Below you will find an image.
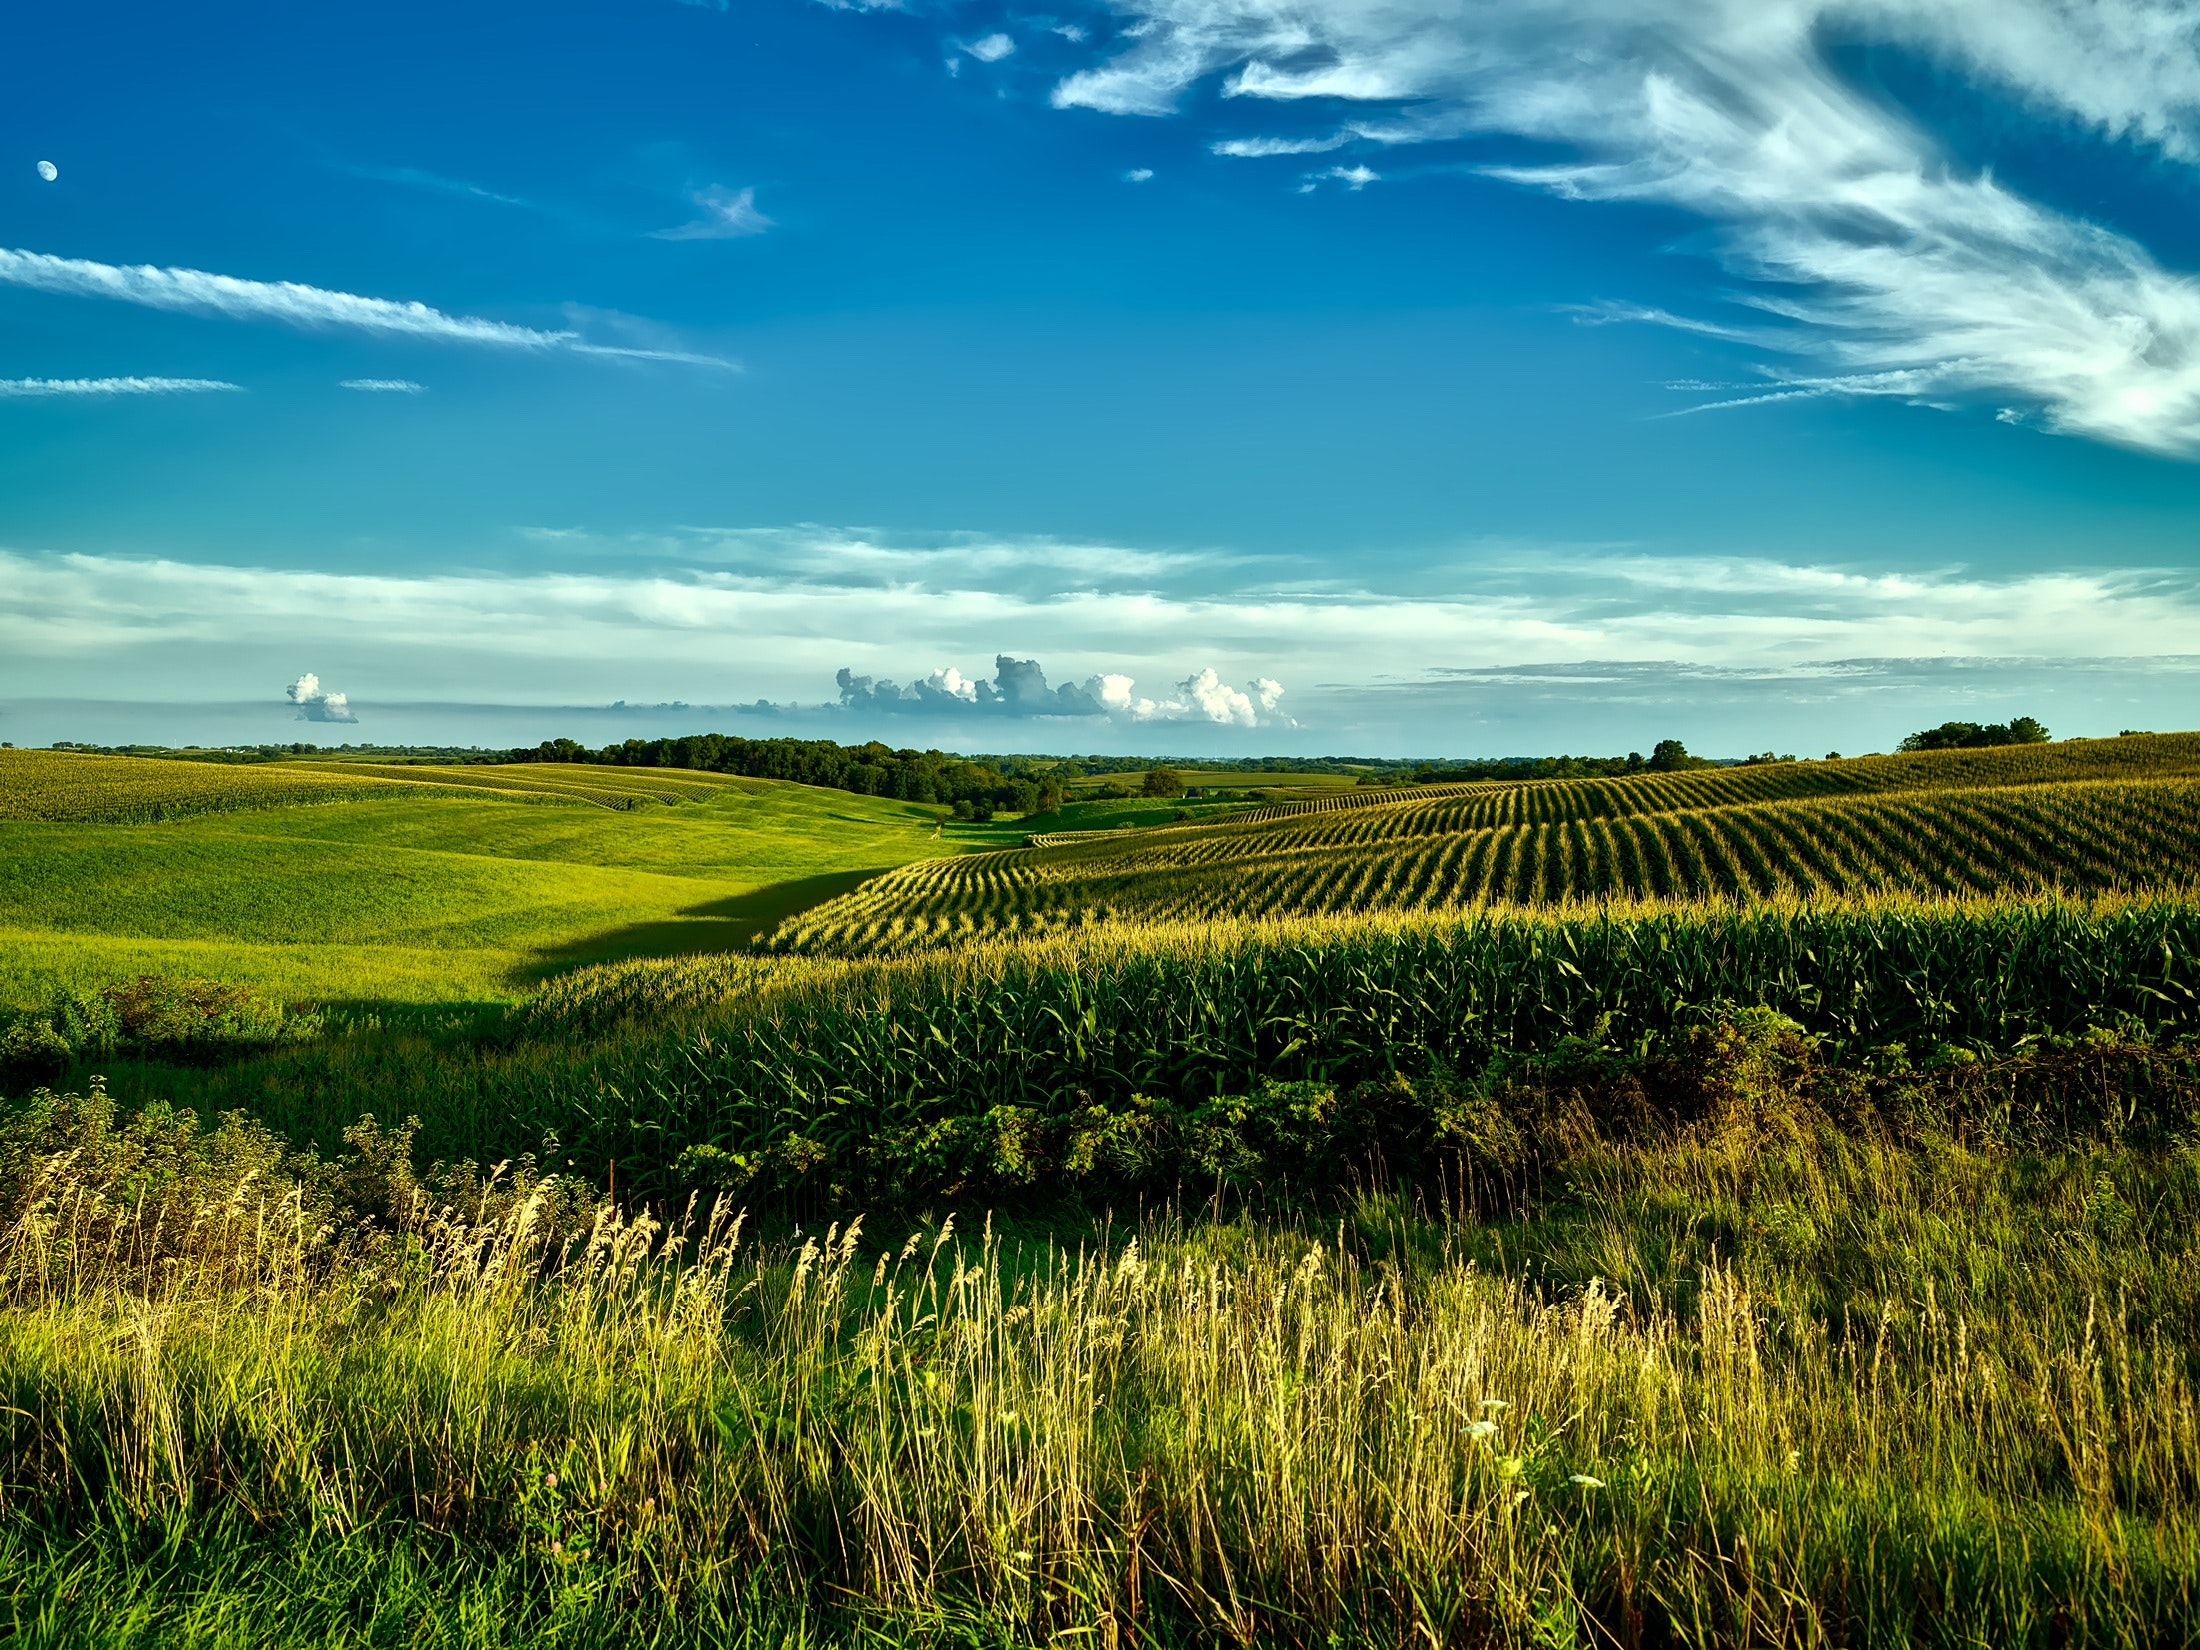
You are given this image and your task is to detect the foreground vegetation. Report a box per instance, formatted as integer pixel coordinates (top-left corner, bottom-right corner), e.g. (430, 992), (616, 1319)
(7, 736), (2200, 1642)
(4, 1008), (2200, 1646)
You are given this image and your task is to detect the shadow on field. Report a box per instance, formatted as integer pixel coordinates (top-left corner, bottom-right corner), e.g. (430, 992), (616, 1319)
(519, 867), (890, 981)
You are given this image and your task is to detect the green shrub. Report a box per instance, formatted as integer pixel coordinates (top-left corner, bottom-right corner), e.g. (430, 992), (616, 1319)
(0, 975), (322, 1089)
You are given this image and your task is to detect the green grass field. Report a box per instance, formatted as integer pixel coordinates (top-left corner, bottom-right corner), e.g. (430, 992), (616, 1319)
(8, 737), (2200, 1645)
(0, 752), (962, 1006)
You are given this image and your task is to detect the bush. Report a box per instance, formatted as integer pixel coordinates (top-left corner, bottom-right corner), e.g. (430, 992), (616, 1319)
(0, 976), (322, 1090)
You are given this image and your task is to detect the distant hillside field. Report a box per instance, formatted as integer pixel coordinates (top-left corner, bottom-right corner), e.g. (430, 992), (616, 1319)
(0, 753), (962, 1005)
(776, 734), (2200, 953)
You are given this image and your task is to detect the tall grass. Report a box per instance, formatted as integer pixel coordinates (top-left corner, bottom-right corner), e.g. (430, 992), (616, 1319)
(3, 1071), (2198, 1646)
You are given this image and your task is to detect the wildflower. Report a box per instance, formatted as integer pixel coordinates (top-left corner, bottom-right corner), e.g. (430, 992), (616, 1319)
(543, 1472), (559, 1490)
(999, 1410), (1018, 1425)
(1570, 1474), (1605, 1490)
(1014, 1550), (1034, 1562)
(1479, 1398), (1509, 1411)
(550, 1540), (563, 1554)
(1466, 1420), (1499, 1440)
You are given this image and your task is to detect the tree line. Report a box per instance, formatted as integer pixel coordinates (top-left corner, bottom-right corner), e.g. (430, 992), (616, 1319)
(515, 734), (1068, 816)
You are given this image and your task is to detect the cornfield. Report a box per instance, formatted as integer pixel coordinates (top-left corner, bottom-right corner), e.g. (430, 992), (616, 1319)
(0, 749), (423, 824)
(785, 747), (2200, 954)
(463, 896), (2200, 1209)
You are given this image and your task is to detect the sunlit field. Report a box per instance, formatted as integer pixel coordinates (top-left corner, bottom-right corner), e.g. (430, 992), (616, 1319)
(0, 752), (963, 1006)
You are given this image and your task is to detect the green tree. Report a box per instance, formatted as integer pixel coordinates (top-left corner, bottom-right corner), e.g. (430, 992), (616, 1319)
(1142, 766), (1186, 799)
(1900, 717), (2049, 752)
(1648, 739), (1690, 772)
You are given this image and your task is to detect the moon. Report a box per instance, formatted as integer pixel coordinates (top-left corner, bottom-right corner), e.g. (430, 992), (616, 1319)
(35, 161), (56, 182)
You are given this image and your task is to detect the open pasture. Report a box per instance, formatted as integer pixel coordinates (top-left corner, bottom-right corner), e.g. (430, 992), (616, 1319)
(0, 754), (958, 1005)
(781, 737), (2200, 954)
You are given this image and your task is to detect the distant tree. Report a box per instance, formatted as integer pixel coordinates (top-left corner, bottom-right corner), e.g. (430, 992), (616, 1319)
(1141, 766), (1186, 799)
(1900, 717), (2050, 752)
(951, 798), (974, 820)
(1648, 739), (1690, 772)
(1008, 780), (1041, 815)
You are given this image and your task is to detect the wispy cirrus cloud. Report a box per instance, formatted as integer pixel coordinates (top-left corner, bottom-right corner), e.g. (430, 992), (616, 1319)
(0, 376), (242, 397)
(0, 248), (567, 347)
(652, 184), (774, 241)
(1211, 134), (1350, 158)
(1039, 0), (2200, 457)
(0, 247), (739, 369)
(338, 378), (425, 393)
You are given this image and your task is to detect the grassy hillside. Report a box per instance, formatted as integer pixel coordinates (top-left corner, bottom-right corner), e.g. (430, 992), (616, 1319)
(0, 753), (958, 1005)
(781, 735), (2200, 953)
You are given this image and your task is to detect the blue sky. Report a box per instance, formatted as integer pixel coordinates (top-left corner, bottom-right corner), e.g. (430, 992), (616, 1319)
(8, 0), (2200, 755)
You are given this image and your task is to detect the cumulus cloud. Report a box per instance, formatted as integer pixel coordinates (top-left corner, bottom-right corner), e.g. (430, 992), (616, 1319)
(338, 378), (425, 393)
(0, 376), (241, 397)
(1039, 0), (2200, 456)
(285, 671), (357, 724)
(652, 185), (774, 241)
(1110, 667), (1291, 727)
(837, 654), (1292, 726)
(961, 32), (1016, 61)
(1123, 167), (1156, 182)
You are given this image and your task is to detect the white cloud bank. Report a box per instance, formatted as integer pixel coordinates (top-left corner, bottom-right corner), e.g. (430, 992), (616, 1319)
(6, 535), (2200, 714)
(1045, 0), (2200, 455)
(837, 654), (1292, 725)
